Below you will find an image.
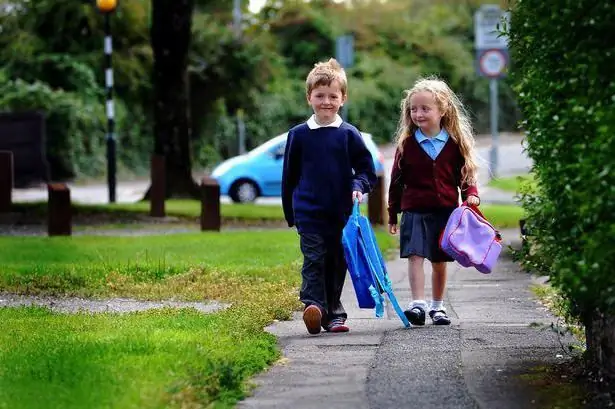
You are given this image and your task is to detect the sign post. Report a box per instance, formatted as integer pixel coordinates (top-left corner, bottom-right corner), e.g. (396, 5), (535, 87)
(474, 5), (510, 180)
(335, 34), (354, 121)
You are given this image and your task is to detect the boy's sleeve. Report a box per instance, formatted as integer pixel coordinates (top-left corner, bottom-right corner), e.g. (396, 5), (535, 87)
(349, 130), (377, 194)
(387, 148), (403, 225)
(282, 130), (300, 227)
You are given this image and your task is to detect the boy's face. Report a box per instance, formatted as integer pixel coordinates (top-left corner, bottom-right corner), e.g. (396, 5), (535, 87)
(307, 81), (347, 125)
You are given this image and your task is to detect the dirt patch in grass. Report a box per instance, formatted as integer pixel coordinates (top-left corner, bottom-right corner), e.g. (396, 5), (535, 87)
(0, 292), (229, 314)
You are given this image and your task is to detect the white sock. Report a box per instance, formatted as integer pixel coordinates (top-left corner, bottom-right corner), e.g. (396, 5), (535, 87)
(430, 300), (445, 312)
(410, 300), (428, 310)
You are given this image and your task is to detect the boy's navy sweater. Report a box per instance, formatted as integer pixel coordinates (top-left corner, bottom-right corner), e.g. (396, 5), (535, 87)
(282, 121), (376, 234)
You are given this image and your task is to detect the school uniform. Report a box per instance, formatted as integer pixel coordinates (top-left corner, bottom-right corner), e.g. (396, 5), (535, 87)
(388, 129), (479, 262)
(282, 114), (377, 324)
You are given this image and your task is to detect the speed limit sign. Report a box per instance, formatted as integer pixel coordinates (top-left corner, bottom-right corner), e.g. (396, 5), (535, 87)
(478, 49), (509, 78)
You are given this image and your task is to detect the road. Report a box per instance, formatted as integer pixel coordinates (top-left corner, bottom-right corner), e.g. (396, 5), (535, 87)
(12, 134), (531, 205)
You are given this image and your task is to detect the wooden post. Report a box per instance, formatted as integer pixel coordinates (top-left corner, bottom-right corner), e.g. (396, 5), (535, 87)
(200, 177), (220, 232)
(0, 151), (13, 212)
(48, 183), (71, 236)
(368, 175), (385, 225)
(150, 154), (165, 217)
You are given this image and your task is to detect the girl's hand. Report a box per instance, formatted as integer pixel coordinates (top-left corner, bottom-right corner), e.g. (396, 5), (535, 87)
(352, 191), (363, 203)
(389, 224), (398, 235)
(467, 195), (480, 206)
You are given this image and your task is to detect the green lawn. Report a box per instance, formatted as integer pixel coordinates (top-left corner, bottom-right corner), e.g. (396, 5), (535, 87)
(0, 229), (397, 409)
(13, 200), (285, 221)
(479, 204), (525, 229)
(0, 231), (302, 297)
(488, 174), (535, 193)
(0, 199), (523, 408)
(13, 200), (523, 229)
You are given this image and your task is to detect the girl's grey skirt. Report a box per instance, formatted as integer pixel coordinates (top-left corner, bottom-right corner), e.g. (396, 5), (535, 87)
(399, 208), (455, 262)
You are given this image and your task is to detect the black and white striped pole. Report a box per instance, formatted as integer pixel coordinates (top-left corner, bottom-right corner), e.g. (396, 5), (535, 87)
(96, 0), (118, 203)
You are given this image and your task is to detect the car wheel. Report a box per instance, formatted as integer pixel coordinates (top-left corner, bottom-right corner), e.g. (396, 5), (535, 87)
(230, 180), (259, 203)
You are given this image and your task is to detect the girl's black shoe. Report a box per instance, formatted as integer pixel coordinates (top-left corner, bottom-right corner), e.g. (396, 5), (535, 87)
(429, 310), (451, 325)
(404, 306), (426, 326)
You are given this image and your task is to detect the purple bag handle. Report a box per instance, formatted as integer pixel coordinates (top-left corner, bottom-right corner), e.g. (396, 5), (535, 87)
(460, 201), (502, 241)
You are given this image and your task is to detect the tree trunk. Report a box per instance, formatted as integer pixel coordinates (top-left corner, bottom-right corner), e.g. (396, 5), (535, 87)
(584, 309), (615, 388)
(145, 0), (199, 199)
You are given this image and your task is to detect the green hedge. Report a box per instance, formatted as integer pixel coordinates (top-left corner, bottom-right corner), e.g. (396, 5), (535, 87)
(509, 1), (615, 317)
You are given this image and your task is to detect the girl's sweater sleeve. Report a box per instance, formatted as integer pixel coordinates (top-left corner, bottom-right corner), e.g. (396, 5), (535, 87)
(387, 148), (403, 225)
(459, 158), (479, 202)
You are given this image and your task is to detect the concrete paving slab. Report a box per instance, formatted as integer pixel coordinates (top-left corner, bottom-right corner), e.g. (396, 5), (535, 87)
(239, 230), (576, 409)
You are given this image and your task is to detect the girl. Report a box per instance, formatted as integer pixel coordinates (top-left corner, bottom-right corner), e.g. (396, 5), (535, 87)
(387, 78), (480, 326)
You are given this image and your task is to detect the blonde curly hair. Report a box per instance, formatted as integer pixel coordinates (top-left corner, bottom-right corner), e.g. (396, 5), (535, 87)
(305, 58), (348, 97)
(395, 77), (478, 186)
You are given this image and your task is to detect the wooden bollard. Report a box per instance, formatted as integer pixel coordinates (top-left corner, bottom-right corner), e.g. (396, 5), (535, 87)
(368, 175), (385, 225)
(150, 154), (165, 217)
(48, 183), (71, 236)
(200, 177), (221, 231)
(0, 151), (13, 212)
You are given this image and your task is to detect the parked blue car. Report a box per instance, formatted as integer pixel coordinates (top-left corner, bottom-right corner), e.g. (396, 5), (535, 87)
(211, 132), (385, 203)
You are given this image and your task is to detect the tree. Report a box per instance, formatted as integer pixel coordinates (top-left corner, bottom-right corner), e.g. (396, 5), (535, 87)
(148, 0), (199, 198)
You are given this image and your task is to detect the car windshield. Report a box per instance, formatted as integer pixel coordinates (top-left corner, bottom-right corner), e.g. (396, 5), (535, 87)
(248, 134), (287, 156)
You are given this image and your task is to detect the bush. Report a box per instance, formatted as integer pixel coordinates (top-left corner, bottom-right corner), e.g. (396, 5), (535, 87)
(509, 0), (615, 378)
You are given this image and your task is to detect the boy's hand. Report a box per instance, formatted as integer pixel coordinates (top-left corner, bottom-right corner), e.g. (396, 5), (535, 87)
(467, 195), (480, 206)
(389, 224), (398, 235)
(352, 191), (363, 203)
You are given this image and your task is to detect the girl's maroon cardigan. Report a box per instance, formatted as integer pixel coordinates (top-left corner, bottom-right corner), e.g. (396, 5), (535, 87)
(387, 137), (479, 225)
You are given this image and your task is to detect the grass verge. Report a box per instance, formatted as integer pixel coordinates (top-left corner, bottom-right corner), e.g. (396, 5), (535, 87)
(488, 174), (535, 193)
(480, 204), (524, 229)
(0, 229), (396, 409)
(10, 201), (523, 230)
(11, 200), (286, 223)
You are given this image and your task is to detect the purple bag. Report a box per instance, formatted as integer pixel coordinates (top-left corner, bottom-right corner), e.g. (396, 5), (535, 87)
(439, 203), (502, 274)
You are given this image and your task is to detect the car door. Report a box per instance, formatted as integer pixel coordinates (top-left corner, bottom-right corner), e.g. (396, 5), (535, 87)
(257, 141), (285, 196)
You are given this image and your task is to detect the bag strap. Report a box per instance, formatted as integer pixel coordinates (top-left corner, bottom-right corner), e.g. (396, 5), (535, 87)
(461, 201), (486, 219)
(461, 201), (502, 239)
(353, 198), (361, 217)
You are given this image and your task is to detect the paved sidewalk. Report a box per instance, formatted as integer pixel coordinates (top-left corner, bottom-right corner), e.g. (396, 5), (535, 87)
(238, 230), (573, 409)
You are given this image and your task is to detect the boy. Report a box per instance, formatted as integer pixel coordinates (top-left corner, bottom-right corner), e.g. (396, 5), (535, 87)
(282, 58), (377, 335)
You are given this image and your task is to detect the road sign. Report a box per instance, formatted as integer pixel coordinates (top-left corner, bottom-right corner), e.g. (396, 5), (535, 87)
(474, 4), (509, 50)
(474, 5), (509, 79)
(474, 5), (510, 181)
(477, 48), (509, 78)
(335, 34), (354, 68)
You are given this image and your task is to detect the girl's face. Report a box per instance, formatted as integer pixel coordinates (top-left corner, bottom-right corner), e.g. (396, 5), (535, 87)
(409, 91), (444, 136)
(307, 81), (347, 125)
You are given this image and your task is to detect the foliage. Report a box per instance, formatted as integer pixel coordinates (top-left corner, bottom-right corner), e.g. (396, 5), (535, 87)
(508, 0), (615, 319)
(0, 0), (152, 179)
(0, 0), (523, 179)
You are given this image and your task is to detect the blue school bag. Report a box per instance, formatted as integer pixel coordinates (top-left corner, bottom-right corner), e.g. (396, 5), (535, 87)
(342, 201), (411, 328)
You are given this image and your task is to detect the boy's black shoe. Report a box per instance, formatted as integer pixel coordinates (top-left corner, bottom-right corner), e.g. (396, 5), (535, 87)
(429, 310), (451, 326)
(404, 306), (426, 326)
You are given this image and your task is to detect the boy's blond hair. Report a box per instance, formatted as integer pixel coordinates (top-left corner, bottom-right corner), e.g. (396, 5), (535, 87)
(305, 58), (348, 97)
(395, 77), (478, 186)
